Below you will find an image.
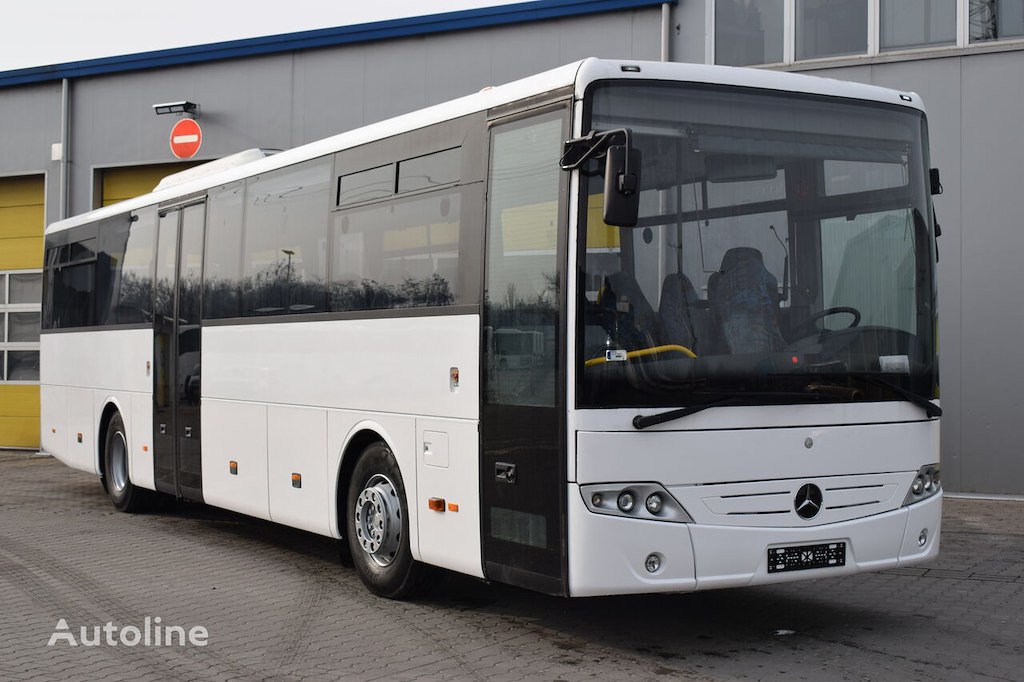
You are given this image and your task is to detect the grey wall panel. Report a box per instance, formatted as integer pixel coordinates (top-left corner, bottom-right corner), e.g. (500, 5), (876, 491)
(0, 83), (61, 173)
(867, 58), (965, 491)
(958, 52), (1024, 494)
(0, 82), (61, 224)
(670, 0), (708, 64)
(807, 53), (1023, 494)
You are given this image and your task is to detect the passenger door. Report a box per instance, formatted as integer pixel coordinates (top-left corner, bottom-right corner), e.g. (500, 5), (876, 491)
(480, 104), (570, 595)
(153, 200), (206, 501)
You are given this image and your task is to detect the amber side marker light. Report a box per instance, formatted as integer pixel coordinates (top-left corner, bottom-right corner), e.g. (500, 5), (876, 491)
(428, 497), (446, 512)
(291, 473), (302, 488)
(229, 461), (238, 475)
(447, 502), (459, 513)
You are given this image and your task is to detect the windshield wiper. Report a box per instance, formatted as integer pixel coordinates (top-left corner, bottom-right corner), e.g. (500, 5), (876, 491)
(848, 374), (942, 418)
(632, 391), (817, 430)
(632, 396), (735, 430)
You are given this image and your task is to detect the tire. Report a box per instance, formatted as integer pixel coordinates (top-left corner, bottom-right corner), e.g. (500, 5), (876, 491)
(346, 441), (432, 599)
(103, 412), (155, 513)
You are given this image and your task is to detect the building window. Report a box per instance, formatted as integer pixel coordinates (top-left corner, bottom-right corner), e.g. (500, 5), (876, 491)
(796, 0), (869, 60)
(0, 271), (42, 382)
(881, 0), (957, 50)
(715, 0), (785, 66)
(970, 0), (1024, 42)
(714, 0), (1023, 67)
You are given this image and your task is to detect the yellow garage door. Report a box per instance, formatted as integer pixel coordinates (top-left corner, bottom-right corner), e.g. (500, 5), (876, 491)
(0, 175), (44, 449)
(101, 162), (201, 206)
(0, 175), (44, 270)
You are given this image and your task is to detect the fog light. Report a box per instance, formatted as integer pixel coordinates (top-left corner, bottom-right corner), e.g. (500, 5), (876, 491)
(617, 491), (636, 512)
(646, 493), (664, 514)
(645, 553), (662, 573)
(918, 529), (928, 547)
(592, 493), (604, 507)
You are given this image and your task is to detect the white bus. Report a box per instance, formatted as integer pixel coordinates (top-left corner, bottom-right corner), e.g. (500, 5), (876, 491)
(41, 58), (942, 599)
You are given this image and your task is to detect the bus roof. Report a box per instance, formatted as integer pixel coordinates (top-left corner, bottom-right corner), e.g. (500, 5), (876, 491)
(46, 57), (924, 236)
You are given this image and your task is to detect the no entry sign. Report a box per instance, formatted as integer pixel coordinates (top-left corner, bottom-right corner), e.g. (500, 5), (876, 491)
(169, 118), (202, 159)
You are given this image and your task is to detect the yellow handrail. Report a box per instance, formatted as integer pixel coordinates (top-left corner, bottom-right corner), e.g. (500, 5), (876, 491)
(584, 344), (697, 367)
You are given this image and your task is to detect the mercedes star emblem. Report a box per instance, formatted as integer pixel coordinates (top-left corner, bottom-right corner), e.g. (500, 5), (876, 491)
(794, 483), (823, 519)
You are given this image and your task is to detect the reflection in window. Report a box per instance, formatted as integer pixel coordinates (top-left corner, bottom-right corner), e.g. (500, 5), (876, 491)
(796, 0), (868, 60)
(970, 0), (1024, 42)
(7, 351), (40, 381)
(715, 0), (784, 66)
(338, 164), (394, 206)
(9, 273), (41, 304)
(8, 312), (40, 343)
(203, 184), (245, 319)
(398, 148), (461, 193)
(114, 209), (156, 323)
(484, 113), (563, 408)
(881, 0), (956, 51)
(330, 192), (461, 311)
(822, 211), (917, 333)
(243, 159), (330, 315)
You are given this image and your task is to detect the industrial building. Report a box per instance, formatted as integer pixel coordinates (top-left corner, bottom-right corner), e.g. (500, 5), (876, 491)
(1, 0), (1020, 495)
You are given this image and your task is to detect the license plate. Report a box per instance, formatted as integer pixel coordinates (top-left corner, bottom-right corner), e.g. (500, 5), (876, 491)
(767, 542), (846, 573)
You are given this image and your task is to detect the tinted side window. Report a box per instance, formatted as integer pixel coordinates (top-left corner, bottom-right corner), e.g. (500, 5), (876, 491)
(203, 183), (244, 319)
(51, 262), (95, 328)
(338, 164), (394, 206)
(330, 190), (463, 312)
(398, 148), (460, 193)
(95, 216), (132, 326)
(114, 207), (157, 324)
(43, 225), (99, 330)
(243, 159), (330, 316)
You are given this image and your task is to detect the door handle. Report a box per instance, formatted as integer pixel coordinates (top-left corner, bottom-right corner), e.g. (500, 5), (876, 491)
(495, 462), (516, 484)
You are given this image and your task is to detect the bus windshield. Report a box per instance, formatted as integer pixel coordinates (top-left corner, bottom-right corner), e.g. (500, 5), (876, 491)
(577, 82), (937, 409)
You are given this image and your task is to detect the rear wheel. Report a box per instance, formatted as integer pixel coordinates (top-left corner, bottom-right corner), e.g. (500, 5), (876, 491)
(346, 441), (432, 599)
(103, 412), (155, 513)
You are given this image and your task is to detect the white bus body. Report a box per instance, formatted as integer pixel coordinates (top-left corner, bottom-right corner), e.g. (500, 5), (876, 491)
(41, 59), (942, 598)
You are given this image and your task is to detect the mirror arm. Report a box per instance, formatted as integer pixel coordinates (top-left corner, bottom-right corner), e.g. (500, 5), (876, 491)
(560, 128), (633, 171)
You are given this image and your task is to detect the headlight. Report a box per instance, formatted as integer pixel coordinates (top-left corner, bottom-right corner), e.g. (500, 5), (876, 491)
(903, 464), (941, 506)
(581, 483), (692, 523)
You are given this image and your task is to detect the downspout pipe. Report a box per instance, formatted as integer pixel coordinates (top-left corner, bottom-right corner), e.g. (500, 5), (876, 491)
(59, 78), (70, 220)
(661, 2), (671, 62)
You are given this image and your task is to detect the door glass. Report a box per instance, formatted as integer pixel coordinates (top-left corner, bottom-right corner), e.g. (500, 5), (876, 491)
(484, 113), (564, 407)
(153, 212), (179, 492)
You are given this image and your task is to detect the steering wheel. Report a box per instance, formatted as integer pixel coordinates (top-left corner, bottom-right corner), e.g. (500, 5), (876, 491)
(790, 306), (861, 340)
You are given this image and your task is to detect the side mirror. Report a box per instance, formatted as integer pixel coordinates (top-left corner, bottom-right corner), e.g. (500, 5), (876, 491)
(603, 145), (642, 227)
(929, 168), (943, 195)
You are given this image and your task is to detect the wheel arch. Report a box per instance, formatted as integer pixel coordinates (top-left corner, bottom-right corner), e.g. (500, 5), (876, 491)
(333, 426), (397, 541)
(96, 399), (124, 482)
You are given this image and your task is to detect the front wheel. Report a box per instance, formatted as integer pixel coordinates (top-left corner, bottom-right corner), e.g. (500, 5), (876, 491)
(103, 412), (156, 513)
(346, 442), (432, 599)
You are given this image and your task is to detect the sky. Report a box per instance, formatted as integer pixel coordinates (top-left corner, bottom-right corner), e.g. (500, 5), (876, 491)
(0, 1), (520, 72)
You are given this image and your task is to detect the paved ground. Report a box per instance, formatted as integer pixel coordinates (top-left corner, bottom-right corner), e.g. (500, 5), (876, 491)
(0, 451), (1020, 682)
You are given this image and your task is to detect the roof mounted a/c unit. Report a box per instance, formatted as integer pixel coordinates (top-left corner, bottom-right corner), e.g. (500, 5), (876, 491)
(153, 148), (280, 191)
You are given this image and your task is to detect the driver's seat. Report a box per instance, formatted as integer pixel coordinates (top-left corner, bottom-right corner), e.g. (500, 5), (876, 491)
(708, 247), (786, 354)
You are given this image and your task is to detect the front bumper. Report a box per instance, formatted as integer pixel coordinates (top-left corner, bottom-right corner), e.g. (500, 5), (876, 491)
(567, 485), (941, 597)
